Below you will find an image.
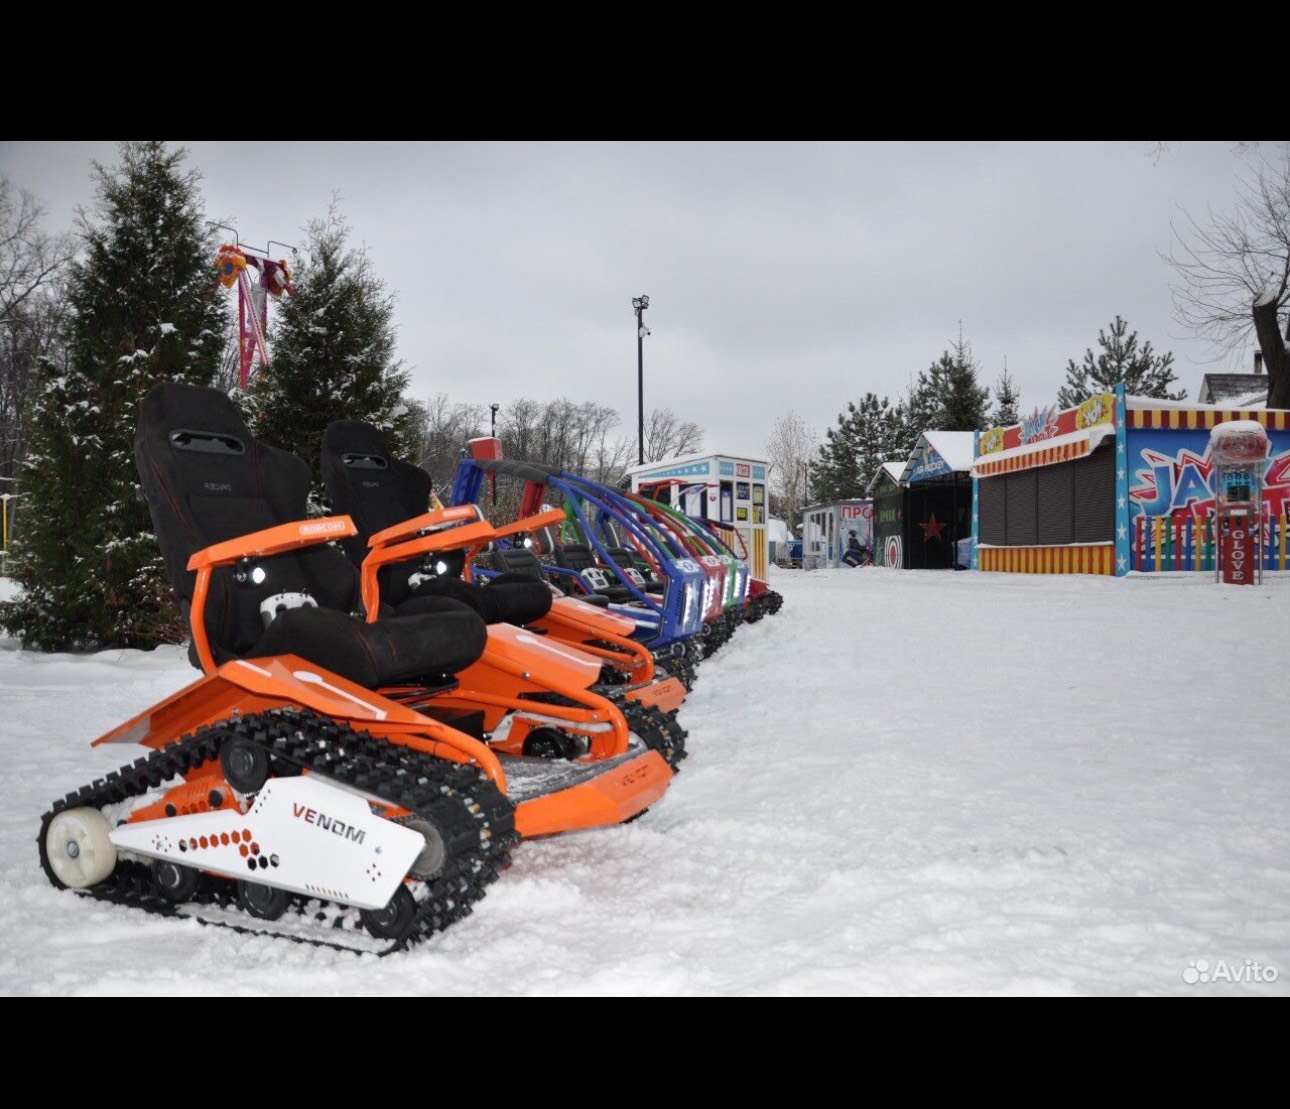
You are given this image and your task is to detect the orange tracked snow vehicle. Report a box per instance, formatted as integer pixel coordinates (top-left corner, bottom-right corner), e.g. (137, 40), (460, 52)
(37, 384), (681, 953)
(320, 420), (687, 712)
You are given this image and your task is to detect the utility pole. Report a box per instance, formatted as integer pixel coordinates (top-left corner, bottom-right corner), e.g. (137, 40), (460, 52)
(632, 295), (650, 465)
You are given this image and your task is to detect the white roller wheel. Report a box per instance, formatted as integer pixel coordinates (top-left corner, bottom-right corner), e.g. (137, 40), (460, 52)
(45, 808), (117, 889)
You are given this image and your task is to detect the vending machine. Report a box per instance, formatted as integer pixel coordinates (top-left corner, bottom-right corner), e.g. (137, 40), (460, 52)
(1209, 420), (1269, 586)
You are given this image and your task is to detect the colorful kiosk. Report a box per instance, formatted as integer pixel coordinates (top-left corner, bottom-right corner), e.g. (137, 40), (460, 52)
(900, 432), (974, 569)
(800, 499), (874, 568)
(866, 435), (973, 570)
(972, 385), (1290, 575)
(870, 462), (905, 569)
(626, 452), (771, 580)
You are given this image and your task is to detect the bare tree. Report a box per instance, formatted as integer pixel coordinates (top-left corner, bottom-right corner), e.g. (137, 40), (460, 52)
(764, 411), (817, 526)
(415, 392), (487, 494)
(586, 411), (634, 486)
(642, 406), (703, 463)
(0, 179), (75, 484)
(401, 394), (702, 523)
(487, 396), (637, 519)
(1166, 150), (1290, 407)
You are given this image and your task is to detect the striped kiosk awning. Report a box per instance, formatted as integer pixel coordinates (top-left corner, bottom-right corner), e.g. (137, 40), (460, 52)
(973, 425), (1115, 479)
(1127, 407), (1289, 431)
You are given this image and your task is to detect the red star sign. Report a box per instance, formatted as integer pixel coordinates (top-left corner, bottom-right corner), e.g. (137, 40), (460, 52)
(921, 514), (945, 541)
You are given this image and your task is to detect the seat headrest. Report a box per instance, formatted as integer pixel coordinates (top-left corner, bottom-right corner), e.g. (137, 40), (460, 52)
(322, 420), (392, 468)
(138, 381), (251, 445)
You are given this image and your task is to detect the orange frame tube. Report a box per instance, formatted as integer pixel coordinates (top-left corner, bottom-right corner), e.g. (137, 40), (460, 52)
(186, 516), (358, 675)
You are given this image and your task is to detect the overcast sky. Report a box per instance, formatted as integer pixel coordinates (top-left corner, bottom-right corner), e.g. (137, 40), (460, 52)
(0, 141), (1263, 460)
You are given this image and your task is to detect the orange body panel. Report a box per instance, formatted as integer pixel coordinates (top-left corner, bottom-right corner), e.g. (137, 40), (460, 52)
(514, 751), (673, 837)
(92, 654), (508, 790)
(186, 516), (357, 571)
(447, 625), (630, 757)
(490, 508), (567, 542)
(368, 505), (481, 549)
(623, 675), (686, 714)
(546, 595), (637, 635)
(128, 776), (240, 824)
(536, 597), (655, 681)
(88, 655), (675, 836)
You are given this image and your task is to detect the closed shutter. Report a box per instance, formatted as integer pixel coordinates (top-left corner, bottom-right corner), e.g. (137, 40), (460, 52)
(1072, 442), (1115, 542)
(1006, 469), (1038, 546)
(978, 477), (1006, 545)
(1037, 463), (1074, 545)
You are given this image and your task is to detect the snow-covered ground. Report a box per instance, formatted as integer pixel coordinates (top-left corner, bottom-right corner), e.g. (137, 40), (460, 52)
(2, 569), (1287, 996)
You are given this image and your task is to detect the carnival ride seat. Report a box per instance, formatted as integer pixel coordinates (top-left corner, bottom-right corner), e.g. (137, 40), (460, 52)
(136, 383), (486, 689)
(602, 545), (667, 594)
(321, 420), (552, 627)
(553, 542), (636, 603)
(492, 545), (612, 607)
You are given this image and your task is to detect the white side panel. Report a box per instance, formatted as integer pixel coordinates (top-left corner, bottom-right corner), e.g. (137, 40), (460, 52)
(110, 776), (424, 910)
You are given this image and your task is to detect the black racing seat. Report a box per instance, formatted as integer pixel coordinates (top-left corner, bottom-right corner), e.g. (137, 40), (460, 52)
(553, 542), (635, 603)
(135, 383), (486, 688)
(321, 420), (552, 627)
(492, 545), (611, 607)
(603, 546), (667, 594)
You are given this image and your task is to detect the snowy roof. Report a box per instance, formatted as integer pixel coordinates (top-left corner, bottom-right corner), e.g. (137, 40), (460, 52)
(1197, 374), (1268, 407)
(899, 431), (975, 483)
(803, 498), (872, 512)
(1124, 393), (1285, 413)
(624, 450), (768, 478)
(868, 461), (905, 494)
(922, 431), (976, 472)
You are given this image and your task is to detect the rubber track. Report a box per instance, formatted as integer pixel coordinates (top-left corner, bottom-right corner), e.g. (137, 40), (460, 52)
(657, 655), (697, 692)
(37, 709), (517, 955)
(620, 699), (687, 771)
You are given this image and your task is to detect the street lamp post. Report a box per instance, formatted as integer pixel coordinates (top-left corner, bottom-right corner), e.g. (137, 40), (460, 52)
(489, 403), (500, 507)
(632, 295), (649, 465)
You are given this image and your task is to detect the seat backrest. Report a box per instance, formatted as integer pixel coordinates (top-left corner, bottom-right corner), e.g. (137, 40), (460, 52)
(553, 542), (598, 572)
(493, 545), (547, 581)
(135, 382), (358, 665)
(321, 420), (443, 607)
(604, 545), (659, 585)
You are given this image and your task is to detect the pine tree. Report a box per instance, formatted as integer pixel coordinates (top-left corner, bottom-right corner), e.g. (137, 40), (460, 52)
(894, 369), (940, 457)
(1057, 315), (1185, 407)
(812, 392), (900, 501)
(936, 337), (991, 431)
(991, 367), (1021, 426)
(247, 209), (414, 495)
(0, 143), (226, 650)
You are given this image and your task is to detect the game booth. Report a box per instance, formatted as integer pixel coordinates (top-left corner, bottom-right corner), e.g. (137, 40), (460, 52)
(971, 384), (1290, 576)
(626, 452), (771, 580)
(800, 500), (874, 568)
(869, 462), (904, 569)
(870, 434), (974, 569)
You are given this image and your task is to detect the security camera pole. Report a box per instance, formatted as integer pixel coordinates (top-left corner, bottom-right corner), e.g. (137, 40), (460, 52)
(489, 403), (500, 507)
(632, 295), (649, 466)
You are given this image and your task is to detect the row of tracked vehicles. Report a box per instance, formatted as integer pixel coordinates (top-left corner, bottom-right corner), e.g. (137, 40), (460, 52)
(39, 385), (783, 953)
